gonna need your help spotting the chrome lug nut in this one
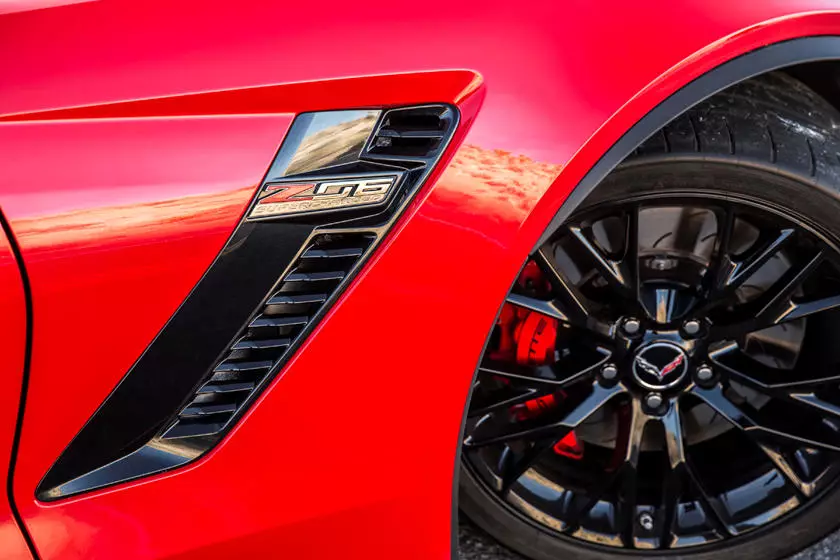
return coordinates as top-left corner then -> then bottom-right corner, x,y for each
601,363 -> 619,381
638,512 -> 655,531
696,365 -> 714,383
644,392 -> 663,410
683,319 -> 702,336
623,318 -> 641,335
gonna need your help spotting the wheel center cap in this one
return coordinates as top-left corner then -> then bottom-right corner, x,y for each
632,341 -> 689,390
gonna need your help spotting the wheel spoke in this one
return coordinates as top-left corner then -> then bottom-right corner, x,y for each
464,381 -> 626,448
708,348 -> 840,443
478,353 -> 609,390
659,467 -> 682,548
687,383 -> 763,432
498,438 -> 559,496
623,398 -> 649,468
754,250 -> 825,325
690,384 -> 840,452
478,359 -> 567,388
788,392 -> 840,420
625,206 -> 641,304
709,343 -> 840,390
704,206 -> 736,296
616,399 -> 648,546
684,459 -> 732,536
777,293 -> 840,323
505,293 -> 615,341
534,246 -> 591,323
505,293 -> 569,323
758,444 -> 816,498
718,228 -> 794,294
709,251 -> 825,339
467,384 -> 547,419
654,400 -> 730,546
615,464 -> 639,548
567,225 -> 632,293
661,400 -> 686,469
566,468 -> 619,531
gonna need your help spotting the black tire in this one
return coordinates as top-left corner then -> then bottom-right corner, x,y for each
460,72 -> 840,560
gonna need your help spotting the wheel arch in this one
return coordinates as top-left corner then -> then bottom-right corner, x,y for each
453,30 -> 840,557
539,36 -> 840,248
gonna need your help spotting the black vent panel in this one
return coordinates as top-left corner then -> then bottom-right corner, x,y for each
161,233 -> 375,439
366,105 -> 454,159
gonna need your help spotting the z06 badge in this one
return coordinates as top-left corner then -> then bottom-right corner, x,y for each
248,175 -> 399,220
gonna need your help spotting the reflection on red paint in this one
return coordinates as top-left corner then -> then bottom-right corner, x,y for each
11,185 -> 254,252
0,115 -> 293,543
0,0 -> 95,16
437,144 -> 563,223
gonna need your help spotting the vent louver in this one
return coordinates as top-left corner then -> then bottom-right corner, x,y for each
161,233 -> 375,439
366,105 -> 454,160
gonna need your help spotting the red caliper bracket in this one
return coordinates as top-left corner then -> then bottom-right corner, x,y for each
490,261 -> 583,460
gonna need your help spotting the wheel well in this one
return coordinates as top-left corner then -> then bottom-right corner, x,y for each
457,39 -> 840,559
457,50 -> 840,560
786,61 -> 840,116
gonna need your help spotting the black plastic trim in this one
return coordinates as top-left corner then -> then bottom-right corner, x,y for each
158,231 -> 376,441
451,36 -> 840,559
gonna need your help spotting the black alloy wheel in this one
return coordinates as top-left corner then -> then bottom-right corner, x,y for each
459,73 -> 840,559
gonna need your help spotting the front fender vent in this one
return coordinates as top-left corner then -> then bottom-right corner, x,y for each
365,105 -> 454,161
39,103 -> 460,501
161,232 -> 375,439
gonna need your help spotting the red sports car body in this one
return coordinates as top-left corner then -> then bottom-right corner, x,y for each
4,1 -> 840,559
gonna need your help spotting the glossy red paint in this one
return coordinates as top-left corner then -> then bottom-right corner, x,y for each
0,225 -> 34,560
3,2 -> 840,560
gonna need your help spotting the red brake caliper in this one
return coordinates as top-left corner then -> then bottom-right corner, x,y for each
489,262 -> 583,460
